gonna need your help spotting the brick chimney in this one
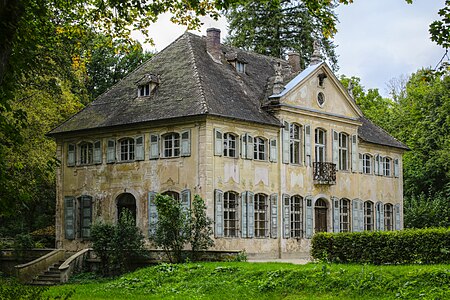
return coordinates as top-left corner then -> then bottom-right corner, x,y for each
288,52 -> 301,72
206,28 -> 221,62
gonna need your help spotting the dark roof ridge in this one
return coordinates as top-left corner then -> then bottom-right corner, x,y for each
185,32 -> 209,114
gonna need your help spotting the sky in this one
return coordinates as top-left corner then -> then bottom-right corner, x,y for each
133,0 -> 447,97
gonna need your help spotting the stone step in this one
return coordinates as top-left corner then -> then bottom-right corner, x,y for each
38,273 -> 60,280
30,280 -> 60,286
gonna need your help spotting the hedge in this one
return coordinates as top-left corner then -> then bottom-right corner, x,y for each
311,227 -> 450,264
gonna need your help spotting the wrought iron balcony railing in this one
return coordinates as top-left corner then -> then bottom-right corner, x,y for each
313,162 -> 336,185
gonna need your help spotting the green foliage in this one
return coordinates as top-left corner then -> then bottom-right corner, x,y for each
91,209 -> 146,276
311,228 -> 450,264
225,0 -> 338,69
190,195 -> 214,260
44,262 -> 450,299
429,0 -> 450,48
404,192 -> 450,228
0,277 -> 48,300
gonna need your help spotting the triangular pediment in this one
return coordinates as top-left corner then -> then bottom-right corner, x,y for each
271,63 -> 363,120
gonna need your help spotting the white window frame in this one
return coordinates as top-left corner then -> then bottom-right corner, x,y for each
290,195 -> 304,238
138,84 -> 150,97
383,157 -> 392,177
362,153 -> 372,174
253,137 -> 267,161
79,141 -> 94,165
254,193 -> 268,238
290,123 -> 301,164
364,201 -> 374,231
338,133 -> 349,171
224,191 -> 239,237
162,132 -> 180,158
119,138 -> 135,161
340,198 -> 350,232
223,133 -> 238,158
315,128 -> 326,163
384,203 -> 394,231
236,61 -> 246,73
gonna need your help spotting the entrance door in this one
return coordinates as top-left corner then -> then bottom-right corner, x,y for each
314,198 -> 328,232
116,193 -> 136,224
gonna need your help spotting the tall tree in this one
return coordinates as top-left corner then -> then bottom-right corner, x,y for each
225,0 -> 338,70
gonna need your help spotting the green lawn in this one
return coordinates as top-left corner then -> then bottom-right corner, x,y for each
8,262 -> 450,299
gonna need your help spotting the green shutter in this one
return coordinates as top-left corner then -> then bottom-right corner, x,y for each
270,193 -> 278,238
148,191 -> 157,236
395,204 -> 401,230
351,134 -> 358,172
305,196 -> 313,238
352,199 -> 364,232
135,136 -> 144,160
93,141 -> 102,164
374,154 -> 379,175
181,130 -> 191,157
304,125 -> 311,166
241,192 -> 248,238
149,134 -> 159,159
380,203 -> 385,231
269,139 -> 277,162
80,196 -> 92,239
107,139 -> 116,163
247,192 -> 254,238
283,194 -> 290,238
332,130 -> 339,165
332,197 -> 340,232
214,129 -> 223,156
394,158 -> 399,177
181,189 -> 191,212
282,121 -> 290,164
246,135 -> 253,159
359,153 -> 363,173
64,196 -> 75,240
215,189 -> 224,237
67,144 -> 76,166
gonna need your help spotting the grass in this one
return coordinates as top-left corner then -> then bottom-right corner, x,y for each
9,262 -> 450,299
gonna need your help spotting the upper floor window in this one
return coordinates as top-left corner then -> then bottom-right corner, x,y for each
290,123 -> 301,164
138,84 -> 150,97
223,133 -> 237,158
383,157 -> 392,177
384,203 -> 393,231
163,132 -> 180,158
362,154 -> 372,174
364,201 -> 374,231
236,61 -> 246,73
338,133 -> 349,171
120,138 -> 135,161
254,137 -> 267,161
79,142 -> 94,165
315,128 -> 326,162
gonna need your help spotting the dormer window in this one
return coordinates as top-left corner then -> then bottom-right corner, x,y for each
136,73 -> 159,97
236,61 -> 246,73
139,84 -> 151,97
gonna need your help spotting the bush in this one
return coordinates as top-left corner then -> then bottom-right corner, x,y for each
311,228 -> 450,264
190,195 -> 214,260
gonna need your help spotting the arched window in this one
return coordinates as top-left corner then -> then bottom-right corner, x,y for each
290,195 -> 303,238
364,201 -> 374,231
120,138 -> 135,161
315,128 -> 326,162
314,198 -> 328,233
362,153 -> 372,174
340,198 -> 350,232
290,123 -> 301,164
383,157 -> 392,177
163,132 -> 180,158
224,191 -> 239,237
162,190 -> 180,200
79,142 -> 93,165
338,133 -> 349,171
384,203 -> 393,231
254,193 -> 268,237
223,133 -> 237,158
116,193 -> 136,225
253,137 -> 267,161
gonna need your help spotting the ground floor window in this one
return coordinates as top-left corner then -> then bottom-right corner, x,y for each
340,198 -> 350,232
290,195 -> 303,238
254,193 -> 268,237
224,191 -> 239,237
364,201 -> 374,231
64,195 -> 92,240
384,203 -> 393,231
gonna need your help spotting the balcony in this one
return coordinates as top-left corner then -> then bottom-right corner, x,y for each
313,162 -> 336,185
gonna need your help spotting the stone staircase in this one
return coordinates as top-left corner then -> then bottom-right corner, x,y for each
29,260 -> 65,286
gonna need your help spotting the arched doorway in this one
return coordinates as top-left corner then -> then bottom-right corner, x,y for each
315,198 -> 328,232
116,193 -> 136,224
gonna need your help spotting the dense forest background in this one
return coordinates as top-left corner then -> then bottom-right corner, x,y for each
0,0 -> 449,242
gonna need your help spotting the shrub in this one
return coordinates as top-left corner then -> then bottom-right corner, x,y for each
311,227 -> 450,264
190,195 -> 214,260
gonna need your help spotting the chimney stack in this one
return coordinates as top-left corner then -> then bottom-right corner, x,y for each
206,28 -> 221,62
288,52 -> 301,72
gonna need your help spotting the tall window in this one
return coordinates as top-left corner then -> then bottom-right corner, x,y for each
315,128 -> 326,162
120,138 -> 135,161
364,201 -> 374,231
290,124 -> 301,164
162,191 -> 180,200
79,142 -> 93,165
362,154 -> 372,174
253,137 -> 266,160
384,203 -> 393,231
338,133 -> 349,171
224,191 -> 239,237
223,133 -> 237,158
290,195 -> 303,238
163,133 -> 180,157
254,193 -> 268,237
340,198 -> 350,232
383,157 -> 391,177
78,195 -> 92,239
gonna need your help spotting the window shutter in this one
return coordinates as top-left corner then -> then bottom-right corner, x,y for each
93,141 -> 102,164
64,196 -> 75,240
374,154 -> 379,175
246,135 -> 253,159
332,197 -> 340,233
395,204 -> 401,230
241,192 -> 248,238
304,125 -> 311,166
67,144 -> 76,166
332,130 -> 339,165
359,153 -> 363,173
214,189 -> 224,237
247,192 -> 254,238
270,193 -> 278,238
148,191 -> 157,236
214,129 -> 223,156
269,139 -> 277,162
181,189 -> 191,212
359,201 -> 364,232
107,139 -> 116,163
305,196 -> 313,238
240,135 -> 246,158
282,121 -> 290,164
352,199 -> 363,232
394,158 -> 399,177
380,204 -> 385,231
283,194 -> 290,238
379,156 -> 384,176
351,135 -> 358,172
149,134 -> 159,159
80,196 -> 92,239
181,130 -> 191,157
375,202 -> 381,230
135,136 -> 144,161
